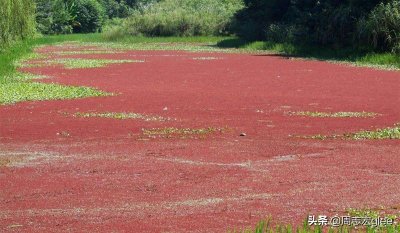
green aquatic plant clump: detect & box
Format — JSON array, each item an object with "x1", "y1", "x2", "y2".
[
  {"x1": 142, "y1": 127, "x2": 226, "y2": 139},
  {"x1": 74, "y1": 112, "x2": 172, "y2": 122},
  {"x1": 0, "y1": 82, "x2": 111, "y2": 105},
  {"x1": 290, "y1": 111, "x2": 380, "y2": 118},
  {"x1": 55, "y1": 58, "x2": 143, "y2": 69},
  {"x1": 303, "y1": 123, "x2": 400, "y2": 140},
  {"x1": 20, "y1": 58, "x2": 144, "y2": 69},
  {"x1": 345, "y1": 124, "x2": 400, "y2": 140},
  {"x1": 52, "y1": 50, "x2": 123, "y2": 55}
]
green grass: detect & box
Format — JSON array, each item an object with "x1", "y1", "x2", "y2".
[
  {"x1": 344, "y1": 124, "x2": 400, "y2": 140},
  {"x1": 1, "y1": 33, "x2": 398, "y2": 105},
  {"x1": 303, "y1": 123, "x2": 400, "y2": 140},
  {"x1": 102, "y1": 35, "x2": 230, "y2": 44},
  {"x1": 0, "y1": 34, "x2": 107, "y2": 78},
  {"x1": 238, "y1": 219, "x2": 400, "y2": 233},
  {"x1": 0, "y1": 82, "x2": 110, "y2": 105},
  {"x1": 74, "y1": 112, "x2": 172, "y2": 121},
  {"x1": 289, "y1": 111, "x2": 380, "y2": 118},
  {"x1": 99, "y1": 36, "x2": 400, "y2": 69},
  {"x1": 22, "y1": 58, "x2": 144, "y2": 69},
  {"x1": 192, "y1": 57, "x2": 221, "y2": 60},
  {"x1": 234, "y1": 211, "x2": 399, "y2": 233},
  {"x1": 0, "y1": 34, "x2": 117, "y2": 105},
  {"x1": 52, "y1": 50, "x2": 123, "y2": 55},
  {"x1": 142, "y1": 127, "x2": 225, "y2": 139},
  {"x1": 216, "y1": 38, "x2": 400, "y2": 69}
]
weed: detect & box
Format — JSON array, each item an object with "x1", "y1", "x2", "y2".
[
  {"x1": 192, "y1": 57, "x2": 221, "y2": 60},
  {"x1": 52, "y1": 50, "x2": 123, "y2": 55},
  {"x1": 74, "y1": 112, "x2": 172, "y2": 121},
  {"x1": 302, "y1": 123, "x2": 400, "y2": 140},
  {"x1": 21, "y1": 58, "x2": 144, "y2": 69},
  {"x1": 0, "y1": 82, "x2": 111, "y2": 105},
  {"x1": 233, "y1": 214, "x2": 400, "y2": 233},
  {"x1": 289, "y1": 111, "x2": 380, "y2": 118},
  {"x1": 142, "y1": 127, "x2": 225, "y2": 139},
  {"x1": 344, "y1": 124, "x2": 400, "y2": 140}
]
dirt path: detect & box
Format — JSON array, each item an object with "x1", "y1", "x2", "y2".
[{"x1": 1, "y1": 44, "x2": 399, "y2": 232}]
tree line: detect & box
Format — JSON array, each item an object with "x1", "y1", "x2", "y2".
[{"x1": 1, "y1": 0, "x2": 399, "y2": 53}]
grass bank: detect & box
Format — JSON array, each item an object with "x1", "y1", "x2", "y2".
[
  {"x1": 0, "y1": 34, "x2": 111, "y2": 105},
  {"x1": 1, "y1": 34, "x2": 398, "y2": 104},
  {"x1": 216, "y1": 38, "x2": 400, "y2": 69}
]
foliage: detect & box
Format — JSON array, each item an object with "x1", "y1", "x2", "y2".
[
  {"x1": 73, "y1": 0, "x2": 106, "y2": 33},
  {"x1": 233, "y1": 0, "x2": 400, "y2": 53},
  {"x1": 100, "y1": 0, "x2": 130, "y2": 19},
  {"x1": 0, "y1": 81, "x2": 110, "y2": 105},
  {"x1": 359, "y1": 0, "x2": 400, "y2": 53},
  {"x1": 36, "y1": 0, "x2": 76, "y2": 34},
  {"x1": 74, "y1": 112, "x2": 171, "y2": 121},
  {"x1": 22, "y1": 58, "x2": 143, "y2": 69},
  {"x1": 103, "y1": 0, "x2": 244, "y2": 37},
  {"x1": 0, "y1": 0, "x2": 36, "y2": 49},
  {"x1": 233, "y1": 0, "x2": 290, "y2": 40},
  {"x1": 35, "y1": 0, "x2": 106, "y2": 34}
]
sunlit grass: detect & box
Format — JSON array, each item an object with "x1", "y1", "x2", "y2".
[
  {"x1": 0, "y1": 81, "x2": 111, "y2": 105},
  {"x1": 302, "y1": 123, "x2": 400, "y2": 140},
  {"x1": 289, "y1": 111, "x2": 380, "y2": 118},
  {"x1": 74, "y1": 112, "x2": 172, "y2": 121}
]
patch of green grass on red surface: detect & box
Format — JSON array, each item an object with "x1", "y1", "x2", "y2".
[
  {"x1": 0, "y1": 34, "x2": 118, "y2": 106},
  {"x1": 344, "y1": 124, "x2": 400, "y2": 140},
  {"x1": 142, "y1": 127, "x2": 226, "y2": 139},
  {"x1": 74, "y1": 112, "x2": 172, "y2": 122},
  {"x1": 52, "y1": 50, "x2": 123, "y2": 55},
  {"x1": 289, "y1": 111, "x2": 380, "y2": 118},
  {"x1": 301, "y1": 123, "x2": 400, "y2": 140},
  {"x1": 0, "y1": 81, "x2": 111, "y2": 105},
  {"x1": 20, "y1": 58, "x2": 144, "y2": 69}
]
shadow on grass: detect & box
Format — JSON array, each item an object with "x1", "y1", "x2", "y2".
[{"x1": 215, "y1": 38, "x2": 400, "y2": 69}]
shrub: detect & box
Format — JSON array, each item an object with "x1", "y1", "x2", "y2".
[
  {"x1": 73, "y1": 0, "x2": 106, "y2": 33},
  {"x1": 264, "y1": 23, "x2": 304, "y2": 43},
  {"x1": 35, "y1": 0, "x2": 76, "y2": 34},
  {"x1": 104, "y1": 0, "x2": 244, "y2": 37},
  {"x1": 359, "y1": 0, "x2": 400, "y2": 53},
  {"x1": 0, "y1": 0, "x2": 36, "y2": 48},
  {"x1": 99, "y1": 0, "x2": 130, "y2": 19},
  {"x1": 233, "y1": 0, "x2": 290, "y2": 40},
  {"x1": 35, "y1": 0, "x2": 106, "y2": 35},
  {"x1": 233, "y1": 0, "x2": 398, "y2": 52}
]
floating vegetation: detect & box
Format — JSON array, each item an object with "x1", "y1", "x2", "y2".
[
  {"x1": 53, "y1": 50, "x2": 123, "y2": 55},
  {"x1": 74, "y1": 112, "x2": 172, "y2": 122},
  {"x1": 289, "y1": 111, "x2": 380, "y2": 118},
  {"x1": 192, "y1": 57, "x2": 221, "y2": 60},
  {"x1": 344, "y1": 123, "x2": 400, "y2": 140},
  {"x1": 14, "y1": 52, "x2": 48, "y2": 68},
  {"x1": 15, "y1": 73, "x2": 51, "y2": 80},
  {"x1": 0, "y1": 82, "x2": 112, "y2": 105},
  {"x1": 19, "y1": 58, "x2": 144, "y2": 69},
  {"x1": 52, "y1": 58, "x2": 143, "y2": 69},
  {"x1": 142, "y1": 127, "x2": 226, "y2": 139},
  {"x1": 300, "y1": 123, "x2": 400, "y2": 140}
]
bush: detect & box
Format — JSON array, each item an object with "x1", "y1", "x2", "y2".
[
  {"x1": 264, "y1": 23, "x2": 303, "y2": 43},
  {"x1": 73, "y1": 0, "x2": 106, "y2": 33},
  {"x1": 35, "y1": 0, "x2": 106, "y2": 35},
  {"x1": 359, "y1": 0, "x2": 400, "y2": 53},
  {"x1": 99, "y1": 0, "x2": 130, "y2": 19},
  {"x1": 233, "y1": 0, "x2": 290, "y2": 40},
  {"x1": 0, "y1": 0, "x2": 36, "y2": 48},
  {"x1": 233, "y1": 0, "x2": 399, "y2": 52},
  {"x1": 104, "y1": 0, "x2": 243, "y2": 37}
]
